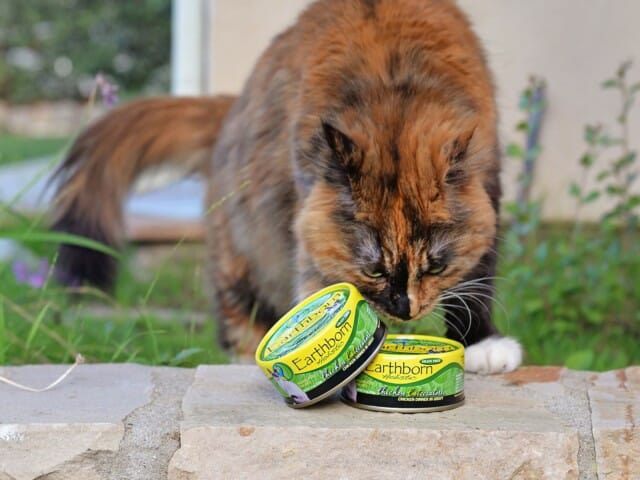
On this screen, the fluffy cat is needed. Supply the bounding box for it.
[51,0,522,373]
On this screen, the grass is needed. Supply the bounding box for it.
[0,134,69,167]
[2,223,638,370]
[0,243,227,366]
[0,133,228,367]
[493,223,640,370]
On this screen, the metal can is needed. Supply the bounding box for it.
[341,334,465,413]
[255,283,387,408]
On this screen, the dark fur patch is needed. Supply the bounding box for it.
[51,205,118,289]
[322,122,363,189]
[340,81,366,110]
[403,202,429,243]
[394,80,418,100]
[382,172,399,192]
[445,167,467,186]
[390,142,400,163]
[386,50,402,81]
[362,0,377,19]
[450,138,469,164]
[484,170,502,213]
[226,275,279,331]
[389,255,409,296]
[366,255,410,320]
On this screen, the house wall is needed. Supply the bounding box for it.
[195,0,640,221]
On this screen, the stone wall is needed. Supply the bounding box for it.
[0,101,105,137]
[1,364,638,479]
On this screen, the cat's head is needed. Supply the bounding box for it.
[294,105,498,322]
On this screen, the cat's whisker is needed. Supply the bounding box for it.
[448,288,510,321]
[440,291,474,340]
[450,288,505,309]
[433,305,468,343]
[435,299,470,314]
[483,245,507,262]
[448,291,493,317]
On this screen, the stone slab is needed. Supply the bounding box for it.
[589,367,640,480]
[0,363,153,480]
[0,424,121,480]
[2,363,638,479]
[168,365,582,480]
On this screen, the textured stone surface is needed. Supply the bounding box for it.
[0,364,152,424]
[589,367,640,479]
[2,363,639,479]
[0,364,192,480]
[168,365,580,480]
[0,363,151,480]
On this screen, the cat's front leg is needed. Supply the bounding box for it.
[443,248,522,374]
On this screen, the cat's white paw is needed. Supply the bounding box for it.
[464,336,522,374]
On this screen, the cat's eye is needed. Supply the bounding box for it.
[424,263,447,276]
[363,269,385,279]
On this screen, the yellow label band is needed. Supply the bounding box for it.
[344,334,466,412]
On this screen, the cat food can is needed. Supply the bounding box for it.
[341,334,465,413]
[255,283,387,408]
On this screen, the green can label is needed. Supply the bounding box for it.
[256,283,386,407]
[343,334,465,412]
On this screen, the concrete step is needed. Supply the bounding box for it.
[0,364,638,479]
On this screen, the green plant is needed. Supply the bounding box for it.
[0,135,69,166]
[0,243,226,366]
[0,131,225,367]
[0,1,170,103]
[503,76,546,250]
[495,62,640,371]
[571,61,640,234]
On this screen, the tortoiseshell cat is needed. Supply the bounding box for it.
[52,0,522,373]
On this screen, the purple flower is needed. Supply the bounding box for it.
[95,73,119,108]
[12,259,50,289]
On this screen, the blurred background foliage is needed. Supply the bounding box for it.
[0,2,637,371]
[0,0,171,103]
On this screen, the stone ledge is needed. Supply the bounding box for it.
[0,364,637,480]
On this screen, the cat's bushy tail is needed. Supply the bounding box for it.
[50,95,236,288]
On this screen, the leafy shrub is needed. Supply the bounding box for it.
[496,63,640,370]
[0,0,170,103]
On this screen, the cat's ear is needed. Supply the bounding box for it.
[322,121,360,162]
[447,125,476,165]
[321,121,363,186]
[444,125,476,185]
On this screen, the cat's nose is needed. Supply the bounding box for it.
[389,294,411,320]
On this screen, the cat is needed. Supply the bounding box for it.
[51,0,522,374]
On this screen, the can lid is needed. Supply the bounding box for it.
[255,283,357,365]
[378,334,464,356]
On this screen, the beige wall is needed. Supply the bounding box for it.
[200,0,640,221]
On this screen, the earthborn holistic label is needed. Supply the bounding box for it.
[341,334,465,413]
[255,283,387,408]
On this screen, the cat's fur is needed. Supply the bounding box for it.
[51,0,522,372]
